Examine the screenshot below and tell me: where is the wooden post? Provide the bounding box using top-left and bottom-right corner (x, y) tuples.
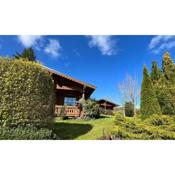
(82, 92), (85, 99)
(79, 85), (86, 118)
(82, 85), (86, 99)
(105, 101), (107, 113)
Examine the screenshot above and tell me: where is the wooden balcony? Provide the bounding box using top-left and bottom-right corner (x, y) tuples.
(55, 105), (81, 117)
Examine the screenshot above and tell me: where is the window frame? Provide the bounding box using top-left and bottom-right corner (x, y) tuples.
(64, 97), (77, 106)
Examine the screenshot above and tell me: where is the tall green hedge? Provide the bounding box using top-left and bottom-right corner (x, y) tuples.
(0, 126), (58, 140)
(0, 58), (55, 128)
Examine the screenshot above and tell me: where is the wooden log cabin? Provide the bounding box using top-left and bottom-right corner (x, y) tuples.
(98, 99), (118, 112)
(44, 66), (96, 117)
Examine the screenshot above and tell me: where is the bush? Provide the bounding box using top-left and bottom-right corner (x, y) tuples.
(144, 114), (175, 126)
(125, 101), (134, 117)
(114, 112), (126, 125)
(0, 58), (55, 128)
(82, 99), (100, 119)
(102, 113), (175, 140)
(0, 126), (58, 140)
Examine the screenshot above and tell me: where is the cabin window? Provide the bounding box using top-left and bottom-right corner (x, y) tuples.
(64, 97), (76, 106)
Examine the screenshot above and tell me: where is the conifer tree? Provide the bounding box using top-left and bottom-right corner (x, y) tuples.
(151, 61), (162, 83)
(162, 52), (175, 83)
(140, 66), (161, 115)
(14, 47), (36, 61)
(150, 61), (164, 113)
(161, 52), (175, 114)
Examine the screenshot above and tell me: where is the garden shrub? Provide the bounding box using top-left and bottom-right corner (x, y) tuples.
(82, 99), (100, 119)
(0, 126), (58, 140)
(144, 114), (175, 126)
(0, 58), (55, 128)
(110, 127), (129, 139)
(125, 101), (134, 117)
(114, 112), (125, 125)
(103, 113), (175, 140)
(114, 114), (146, 134)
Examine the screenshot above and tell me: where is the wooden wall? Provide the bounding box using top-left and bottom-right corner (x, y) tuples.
(55, 90), (82, 105)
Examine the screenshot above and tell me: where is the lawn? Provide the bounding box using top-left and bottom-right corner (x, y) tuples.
(53, 115), (115, 140)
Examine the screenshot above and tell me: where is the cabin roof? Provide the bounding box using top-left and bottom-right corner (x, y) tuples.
(43, 65), (96, 90)
(98, 99), (119, 106)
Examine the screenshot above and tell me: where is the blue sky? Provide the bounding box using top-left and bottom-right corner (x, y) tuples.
(0, 35), (175, 106)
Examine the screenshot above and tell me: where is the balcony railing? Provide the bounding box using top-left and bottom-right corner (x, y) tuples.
(55, 105), (81, 117)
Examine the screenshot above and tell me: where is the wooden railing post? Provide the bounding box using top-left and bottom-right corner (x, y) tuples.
(55, 105), (80, 117)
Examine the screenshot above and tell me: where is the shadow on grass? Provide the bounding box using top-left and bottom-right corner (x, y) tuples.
(53, 122), (93, 140)
(97, 115), (111, 119)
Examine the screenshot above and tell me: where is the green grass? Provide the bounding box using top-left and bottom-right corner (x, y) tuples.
(53, 115), (115, 140)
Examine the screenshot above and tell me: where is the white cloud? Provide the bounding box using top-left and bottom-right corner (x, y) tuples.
(17, 36), (62, 58)
(44, 39), (62, 57)
(17, 35), (42, 47)
(149, 35), (175, 54)
(87, 35), (117, 56)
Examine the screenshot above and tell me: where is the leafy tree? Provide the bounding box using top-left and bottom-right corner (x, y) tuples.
(140, 66), (161, 115)
(14, 47), (36, 61)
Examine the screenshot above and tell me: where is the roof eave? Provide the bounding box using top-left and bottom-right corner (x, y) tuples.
(43, 65), (96, 90)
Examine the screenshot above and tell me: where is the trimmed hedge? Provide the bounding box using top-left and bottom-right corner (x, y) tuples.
(0, 58), (55, 128)
(0, 126), (58, 140)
